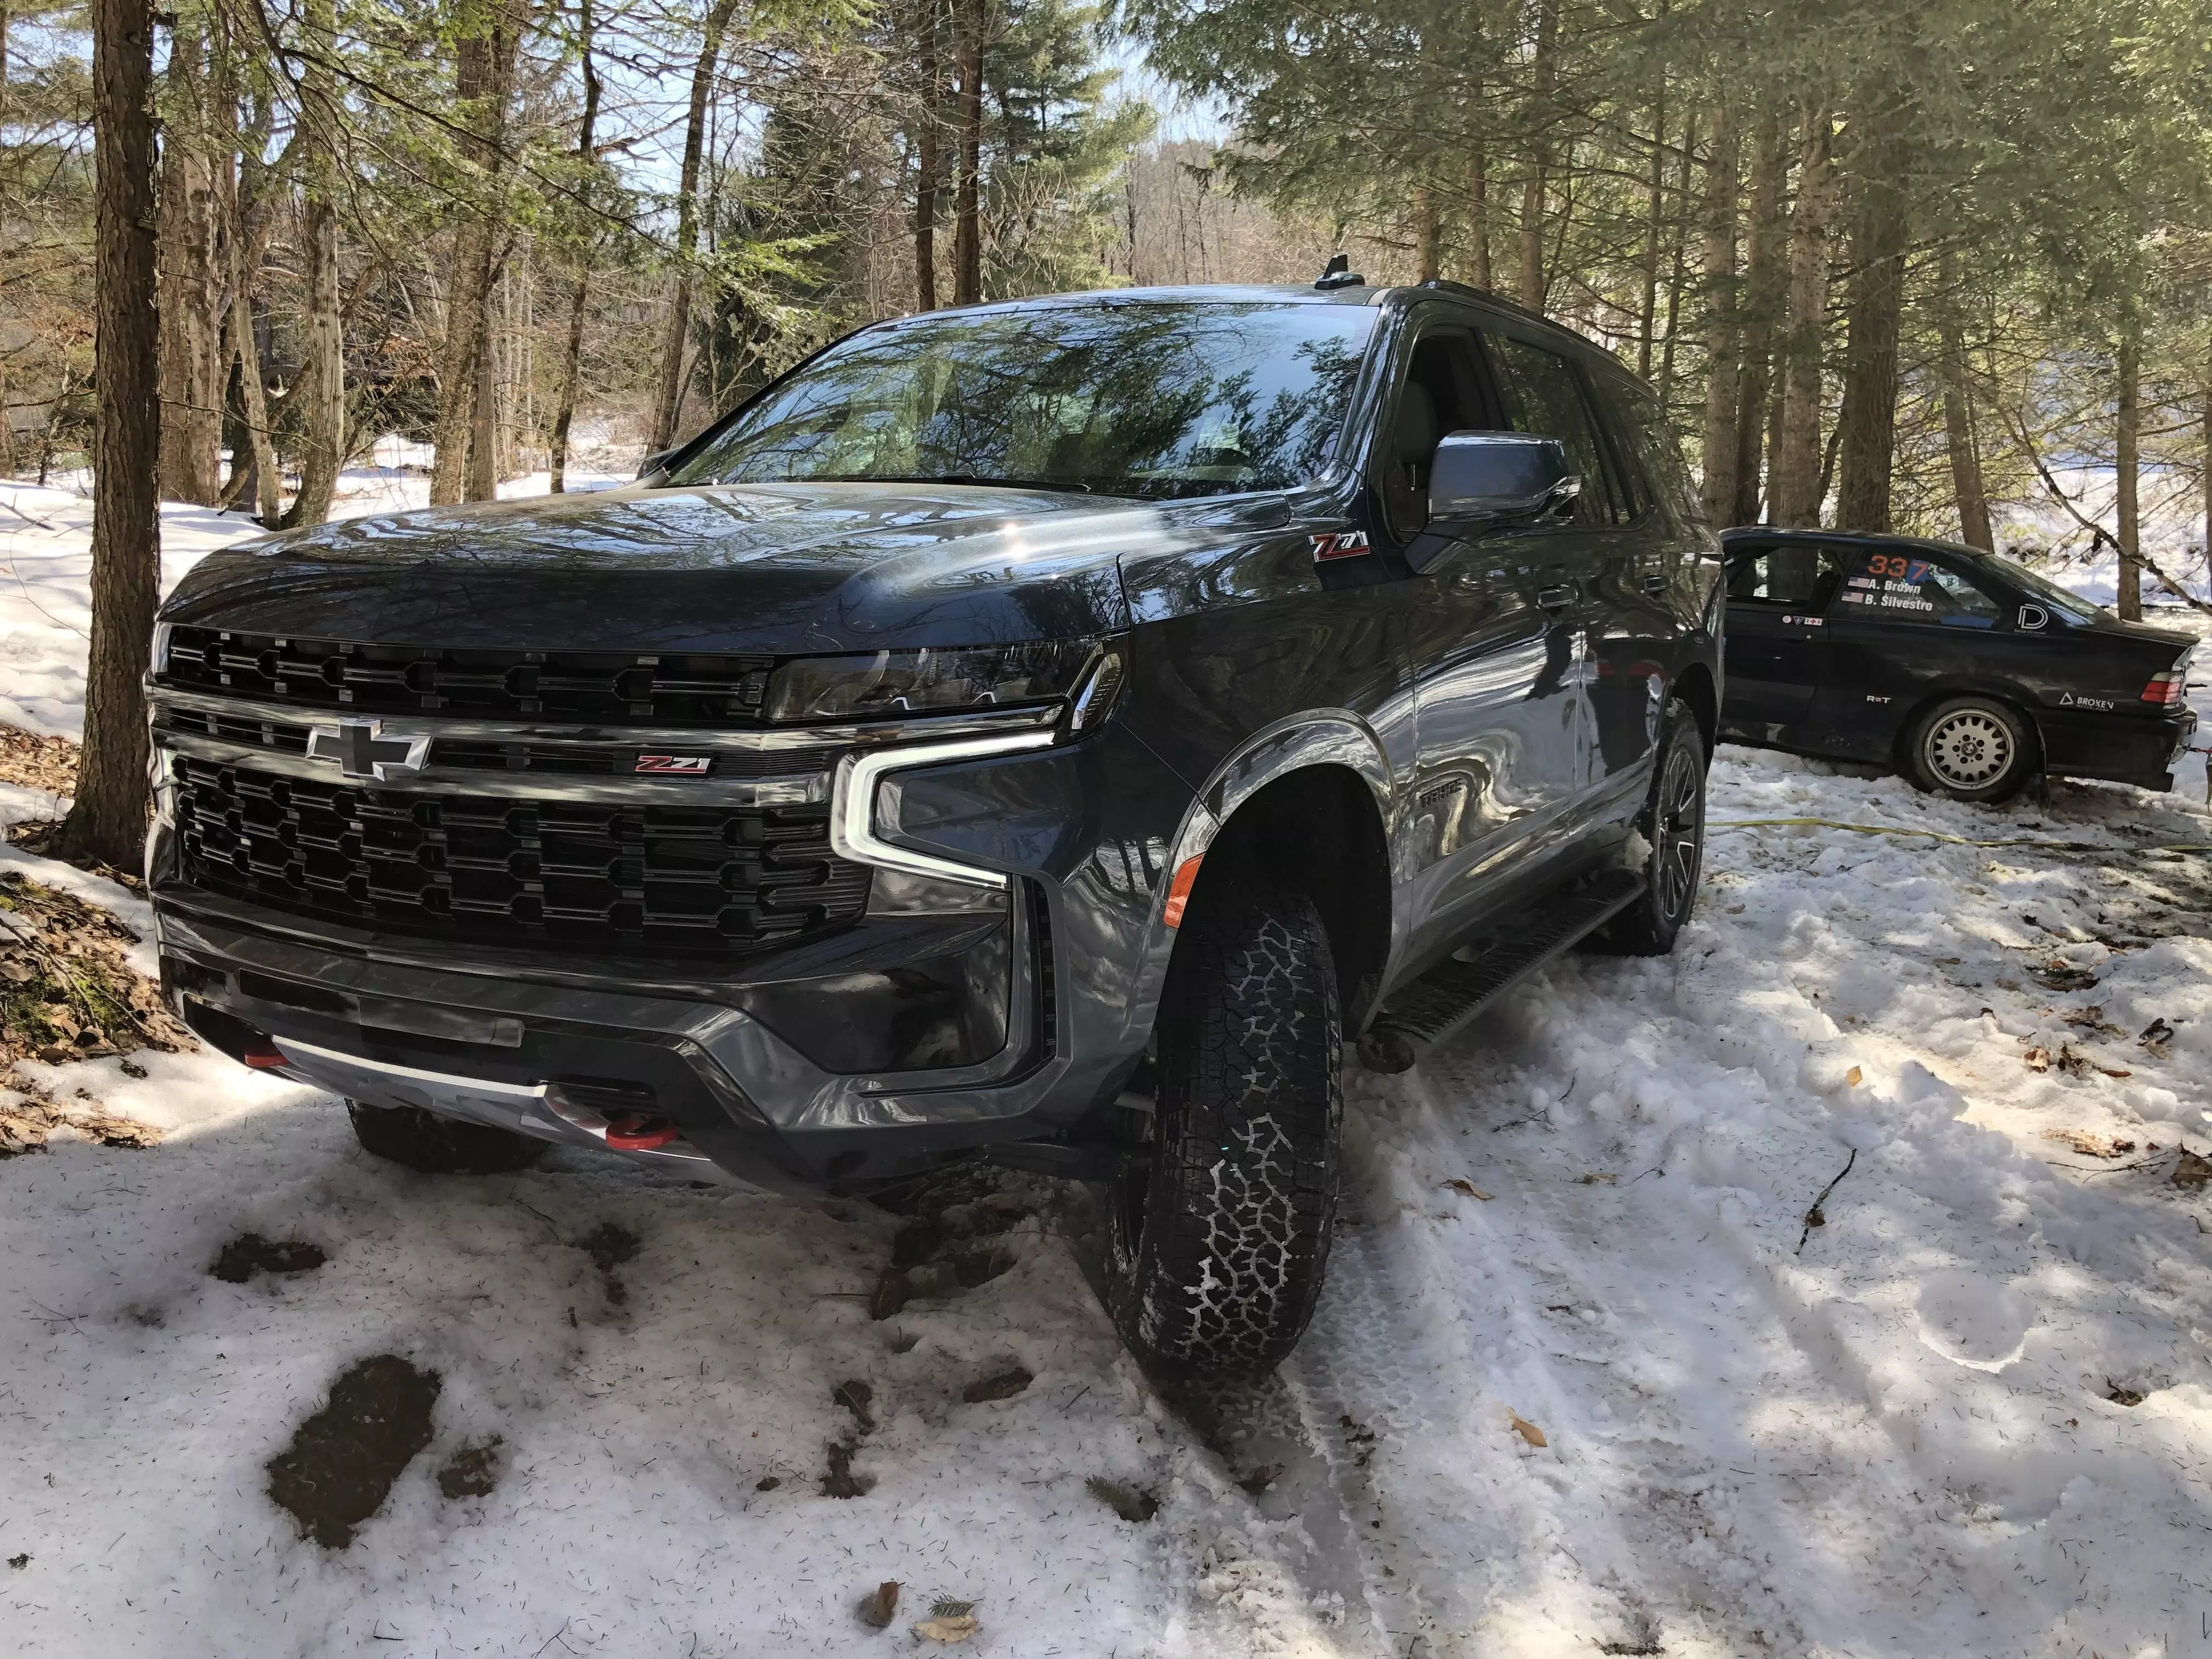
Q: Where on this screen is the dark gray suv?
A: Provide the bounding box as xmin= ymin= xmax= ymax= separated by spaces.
xmin=149 ymin=275 xmax=1721 ymax=1379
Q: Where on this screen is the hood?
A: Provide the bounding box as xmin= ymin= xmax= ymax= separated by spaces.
xmin=159 ymin=481 xmax=1167 ymax=652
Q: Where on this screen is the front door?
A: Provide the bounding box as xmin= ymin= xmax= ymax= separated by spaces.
xmin=1378 ymin=315 xmax=1588 ymax=961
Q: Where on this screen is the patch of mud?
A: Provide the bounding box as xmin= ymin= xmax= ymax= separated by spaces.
xmin=823 ymin=1379 xmax=879 ymax=1498
xmin=961 ymin=1367 xmax=1032 ymax=1403
xmin=577 ymin=1220 xmax=640 ymax=1306
xmin=266 ymin=1355 xmax=441 ymax=1548
xmin=210 ymin=1233 xmax=327 ymax=1284
xmin=436 ymin=1437 xmax=504 ymax=1499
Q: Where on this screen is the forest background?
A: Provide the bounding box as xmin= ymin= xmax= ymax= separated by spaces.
xmin=7 ymin=0 xmax=2212 ymax=861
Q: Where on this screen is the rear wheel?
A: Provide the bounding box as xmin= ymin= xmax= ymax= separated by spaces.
xmin=1104 ymin=881 xmax=1341 ymax=1381
xmin=346 ymin=1099 xmax=549 ymax=1175
xmin=1907 ymin=696 xmax=2034 ymax=803
xmin=1594 ymin=697 xmax=1706 ymax=956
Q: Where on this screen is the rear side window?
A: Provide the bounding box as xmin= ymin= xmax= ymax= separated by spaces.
xmin=1617 ymin=385 xmax=1701 ymax=526
xmin=1836 ymin=550 xmax=2002 ymax=627
xmin=1728 ymin=544 xmax=1846 ymax=610
xmin=1482 ymin=334 xmax=1631 ymax=524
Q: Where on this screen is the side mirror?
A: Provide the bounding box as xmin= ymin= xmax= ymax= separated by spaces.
xmin=1429 ymin=431 xmax=1580 ymax=528
xmin=636 ymin=446 xmax=678 ymax=482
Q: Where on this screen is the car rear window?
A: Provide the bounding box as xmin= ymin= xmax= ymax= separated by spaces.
xmin=1835 ymin=550 xmax=2001 ymax=627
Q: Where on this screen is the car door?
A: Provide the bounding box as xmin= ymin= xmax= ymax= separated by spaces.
xmin=1720 ymin=540 xmax=1847 ymax=737
xmin=1383 ymin=315 xmax=1587 ymax=960
xmin=1812 ymin=545 xmax=2007 ymax=759
xmin=1476 ymin=327 xmax=1634 ymax=808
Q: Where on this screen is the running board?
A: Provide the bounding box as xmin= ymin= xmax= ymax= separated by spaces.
xmin=1357 ymin=868 xmax=1647 ymax=1074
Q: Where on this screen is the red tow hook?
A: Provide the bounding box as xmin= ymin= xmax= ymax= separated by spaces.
xmin=602 ymin=1112 xmax=682 ymax=1152
xmin=242 ymin=1038 xmax=290 ymax=1070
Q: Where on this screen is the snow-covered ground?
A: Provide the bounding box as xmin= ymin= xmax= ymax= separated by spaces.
xmin=1 ymin=470 xmax=2210 ymax=1656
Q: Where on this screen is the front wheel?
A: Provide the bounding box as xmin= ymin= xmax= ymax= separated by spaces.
xmin=1594 ymin=697 xmax=1707 ymax=956
xmin=1907 ymin=696 xmax=2035 ymax=803
xmin=1104 ymin=881 xmax=1341 ymax=1381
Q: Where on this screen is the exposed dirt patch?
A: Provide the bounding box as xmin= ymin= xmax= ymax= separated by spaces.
xmin=578 ymin=1220 xmax=640 ymax=1271
xmin=436 ymin=1437 xmax=504 ymax=1500
xmin=833 ymin=1378 xmax=876 ymax=1433
xmin=266 ymin=1355 xmax=442 ymax=1548
xmin=210 ymin=1233 xmax=327 ymax=1284
xmin=821 ymin=1439 xmax=874 ymax=1499
xmin=961 ymin=1367 xmax=1032 ymax=1404
xmin=0 ymin=726 xmax=78 ymax=797
xmin=1085 ymin=1476 xmax=1159 ymax=1523
xmin=0 ymin=873 xmax=190 ymax=1065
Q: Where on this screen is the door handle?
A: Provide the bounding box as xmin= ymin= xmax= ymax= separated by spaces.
xmin=1536 ymin=585 xmax=1572 ymax=610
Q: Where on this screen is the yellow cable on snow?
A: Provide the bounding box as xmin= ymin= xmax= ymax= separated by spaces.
xmin=1705 ymin=816 xmax=2212 ymax=855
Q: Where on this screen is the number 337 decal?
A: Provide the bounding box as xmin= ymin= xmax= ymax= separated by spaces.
xmin=1312 ymin=529 xmax=1371 ymax=562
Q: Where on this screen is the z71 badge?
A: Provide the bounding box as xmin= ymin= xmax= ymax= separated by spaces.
xmin=635 ymin=754 xmax=712 ymax=775
xmin=1311 ymin=529 xmax=1371 ymax=562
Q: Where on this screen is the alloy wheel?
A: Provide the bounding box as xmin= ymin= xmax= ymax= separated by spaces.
xmin=1924 ymin=710 xmax=2012 ymax=790
xmin=1652 ymin=741 xmax=1703 ymax=924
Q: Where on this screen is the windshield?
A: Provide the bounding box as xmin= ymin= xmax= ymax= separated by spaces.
xmin=668 ymin=301 xmax=1376 ymax=500
xmin=1970 ymin=552 xmax=2106 ymax=624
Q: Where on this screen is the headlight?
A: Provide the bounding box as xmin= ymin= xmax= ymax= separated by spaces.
xmin=767 ymin=640 xmax=1107 ymax=723
xmin=151 ymin=621 xmax=174 ymax=676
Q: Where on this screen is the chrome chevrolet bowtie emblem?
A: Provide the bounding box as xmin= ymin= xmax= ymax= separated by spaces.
xmin=307 ymin=719 xmax=431 ymax=781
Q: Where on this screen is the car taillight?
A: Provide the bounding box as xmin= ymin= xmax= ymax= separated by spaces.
xmin=2143 ymin=669 xmax=2187 ymax=706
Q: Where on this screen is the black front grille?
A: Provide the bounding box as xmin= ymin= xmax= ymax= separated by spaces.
xmin=161 ymin=628 xmax=772 ymax=727
xmin=173 ymin=757 xmax=871 ymax=957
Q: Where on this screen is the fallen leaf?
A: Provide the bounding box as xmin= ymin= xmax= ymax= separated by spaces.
xmin=1575 ymin=1172 xmax=1617 ymax=1186
xmin=1844 ymin=1066 xmax=1863 ymax=1087
xmin=2172 ymin=1149 xmax=2212 ymax=1189
xmin=2044 ymin=1128 xmax=2129 ymax=1160
xmin=913 ymin=1615 xmax=980 ymax=1644
xmin=1933 ymin=956 xmax=1961 ymax=965
xmin=2140 ymin=1017 xmax=2175 ymax=1046
xmin=2105 ymin=1380 xmax=2145 ymax=1407
xmin=1508 ymin=1410 xmax=1548 ymax=1448
xmin=859 ymin=1581 xmax=899 ymax=1629
xmin=2024 ymin=1046 xmax=2052 ymax=1073
xmin=1442 ymin=1178 xmax=1492 ymax=1200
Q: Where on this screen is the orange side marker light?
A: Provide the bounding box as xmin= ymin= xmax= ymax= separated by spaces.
xmin=1163 ymin=856 xmax=1204 ymax=928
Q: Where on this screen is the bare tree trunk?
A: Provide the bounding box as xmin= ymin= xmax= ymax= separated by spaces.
xmin=1771 ymin=99 xmax=1833 ymax=528
xmin=279 ymin=0 xmax=344 ymax=529
xmin=430 ymin=0 xmax=527 ymax=500
xmin=1656 ymin=105 xmax=1696 ymax=407
xmin=2117 ymin=326 xmax=2141 ymax=621
xmin=155 ymin=18 xmax=225 ymax=505
xmin=1935 ymin=247 xmax=1992 ymax=551
xmin=548 ymin=0 xmax=600 ymax=494
xmin=63 ymin=0 xmax=160 ymax=871
xmin=1465 ymin=142 xmax=1491 ymax=290
xmin=913 ymin=0 xmax=940 ymax=311
xmin=2203 ymin=338 xmax=2211 ymax=576
xmin=650 ymin=0 xmax=742 ymax=450
xmin=1517 ymin=0 xmax=1556 ymax=314
xmin=1636 ymin=91 xmax=1666 ymax=377
xmin=466 ymin=266 xmax=501 ymax=501
xmin=223 ymin=92 xmax=283 ymax=522
xmin=1730 ymin=106 xmax=1786 ymax=524
xmin=1413 ymin=182 xmax=1442 ymax=282
xmin=1833 ymin=135 xmax=1909 ymax=534
xmin=1698 ymin=103 xmax=1739 ymax=524
xmin=951 ymin=0 xmax=985 ymax=305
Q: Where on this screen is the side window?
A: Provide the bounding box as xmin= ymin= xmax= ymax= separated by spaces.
xmin=1618 ymin=385 xmax=1701 ymax=526
xmin=1835 ymin=550 xmax=2002 ymax=628
xmin=1726 ymin=544 xmax=1846 ymax=610
xmin=1380 ymin=328 xmax=1486 ymax=538
xmin=1481 ymin=334 xmax=1630 ymax=524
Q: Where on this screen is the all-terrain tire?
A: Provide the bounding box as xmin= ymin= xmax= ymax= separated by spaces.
xmin=1105 ymin=881 xmax=1341 ymax=1381
xmin=345 ymin=1099 xmax=549 ymax=1175
xmin=1593 ymin=697 xmax=1707 ymax=957
xmin=1905 ymin=695 xmax=2036 ymax=803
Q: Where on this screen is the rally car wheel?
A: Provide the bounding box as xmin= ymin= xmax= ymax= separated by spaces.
xmin=346 ymin=1099 xmax=549 ymax=1175
xmin=1908 ymin=696 xmax=2034 ymax=803
xmin=1104 ymin=881 xmax=1341 ymax=1382
xmin=1594 ymin=697 xmax=1707 ymax=957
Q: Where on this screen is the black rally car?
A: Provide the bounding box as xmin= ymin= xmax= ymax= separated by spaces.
xmin=1720 ymin=528 xmax=2198 ymax=801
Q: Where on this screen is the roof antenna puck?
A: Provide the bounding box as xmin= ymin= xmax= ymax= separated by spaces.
xmin=1314 ymin=252 xmax=1365 ymax=291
